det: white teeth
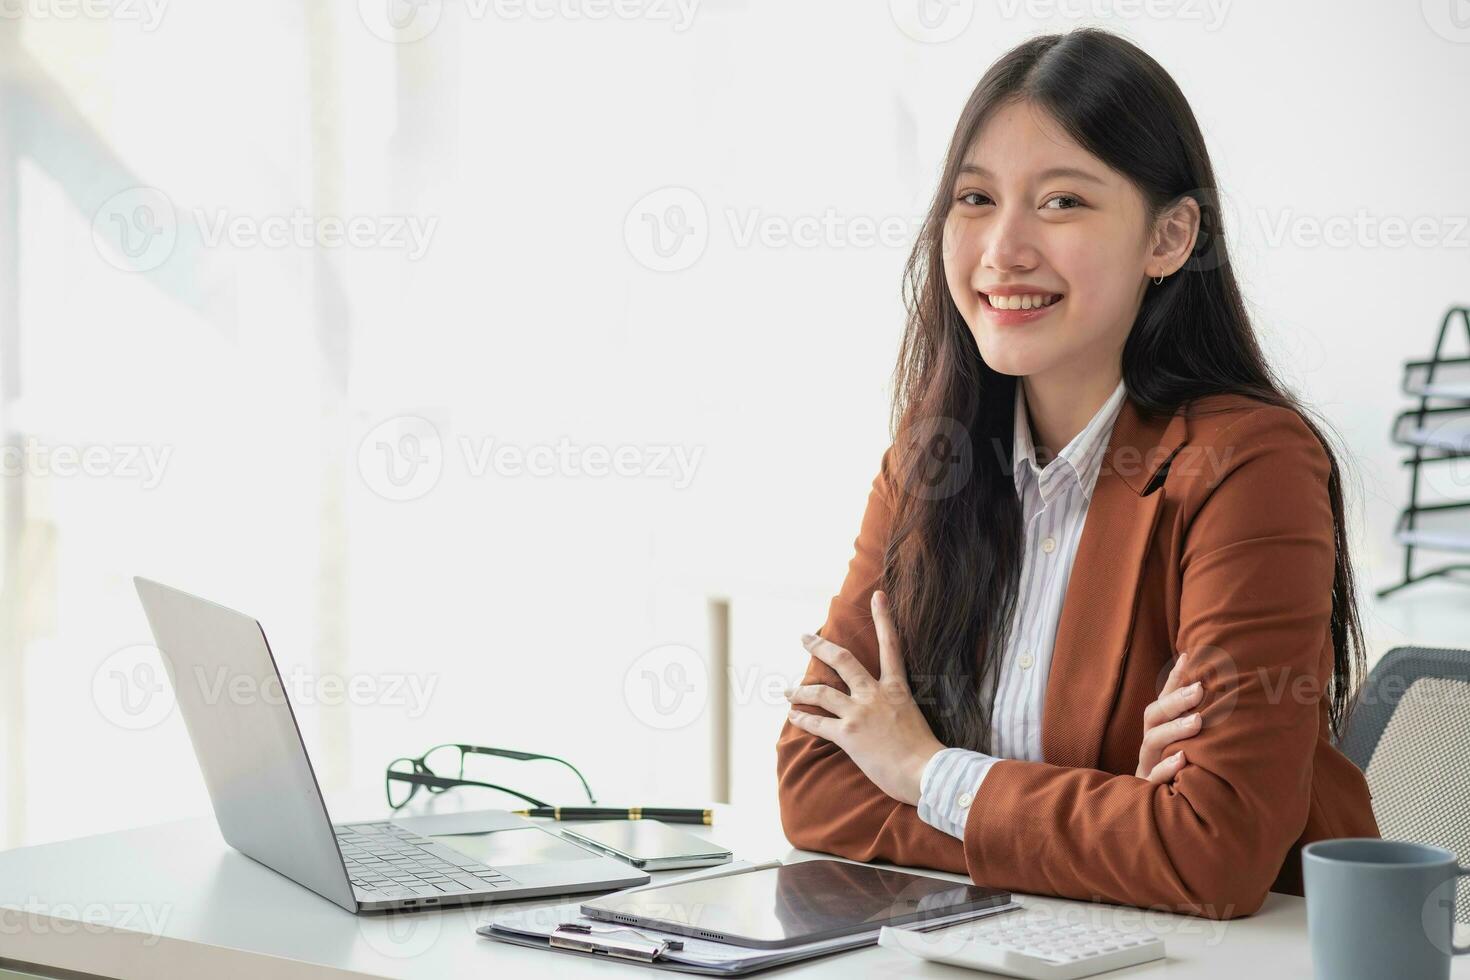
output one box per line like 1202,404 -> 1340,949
987,293 -> 1060,310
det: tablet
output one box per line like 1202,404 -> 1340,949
558,819 -> 733,871
579,859 -> 1010,949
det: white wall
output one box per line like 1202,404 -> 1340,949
2,1 -> 1467,847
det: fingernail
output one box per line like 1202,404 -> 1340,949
800,633 -> 816,645
1188,713 -> 1200,725
1189,681 -> 1203,694
782,686 -> 793,698
1172,750 -> 1184,762
872,590 -> 886,609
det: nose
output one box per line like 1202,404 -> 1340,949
979,206 -> 1041,276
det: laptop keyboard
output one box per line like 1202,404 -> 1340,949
335,821 -> 517,901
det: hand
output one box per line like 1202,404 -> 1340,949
1136,650 -> 1204,784
783,590 -> 944,807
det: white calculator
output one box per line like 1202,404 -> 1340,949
878,906 -> 1165,979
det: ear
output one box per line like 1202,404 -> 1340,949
1148,194 -> 1202,278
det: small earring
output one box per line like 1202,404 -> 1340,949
1152,274 -> 1165,285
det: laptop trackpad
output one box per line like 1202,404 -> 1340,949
427,827 -> 598,868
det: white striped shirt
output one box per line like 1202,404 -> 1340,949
915,377 -> 1128,838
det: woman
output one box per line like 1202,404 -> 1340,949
775,27 -> 1379,921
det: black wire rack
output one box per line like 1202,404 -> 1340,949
1379,306 -> 1470,597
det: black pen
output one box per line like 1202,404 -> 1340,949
511,806 -> 712,825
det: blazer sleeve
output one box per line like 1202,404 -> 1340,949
957,406 -> 1337,919
774,445 -> 968,875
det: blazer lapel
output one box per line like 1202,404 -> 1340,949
1040,395 -> 1189,770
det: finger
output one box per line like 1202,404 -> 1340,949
1145,750 -> 1187,785
870,590 -> 905,682
1142,680 -> 1203,729
801,633 -> 876,695
1158,650 -> 1189,701
787,706 -> 840,742
1140,712 -> 1202,758
784,683 -> 850,717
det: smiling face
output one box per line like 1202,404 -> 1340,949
942,98 -> 1184,391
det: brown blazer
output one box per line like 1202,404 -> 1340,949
776,392 -> 1380,920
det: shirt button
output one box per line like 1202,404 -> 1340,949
1041,536 -> 1056,554
1019,653 -> 1034,669
957,792 -> 973,808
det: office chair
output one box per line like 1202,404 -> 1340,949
1335,645 -> 1470,922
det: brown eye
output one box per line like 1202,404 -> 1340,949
956,192 -> 991,207
1043,194 -> 1082,210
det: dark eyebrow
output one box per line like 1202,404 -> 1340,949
957,164 -> 1108,186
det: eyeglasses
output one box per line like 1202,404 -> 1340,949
384,743 -> 597,811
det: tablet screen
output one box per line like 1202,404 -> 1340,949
580,859 -> 1009,949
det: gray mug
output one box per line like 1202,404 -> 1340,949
1303,838 -> 1470,980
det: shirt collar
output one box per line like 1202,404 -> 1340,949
1012,378 -> 1129,502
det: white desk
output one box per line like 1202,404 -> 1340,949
0,803 -> 1456,979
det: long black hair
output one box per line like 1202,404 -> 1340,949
885,27 -> 1365,754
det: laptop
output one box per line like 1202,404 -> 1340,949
133,576 -> 649,913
